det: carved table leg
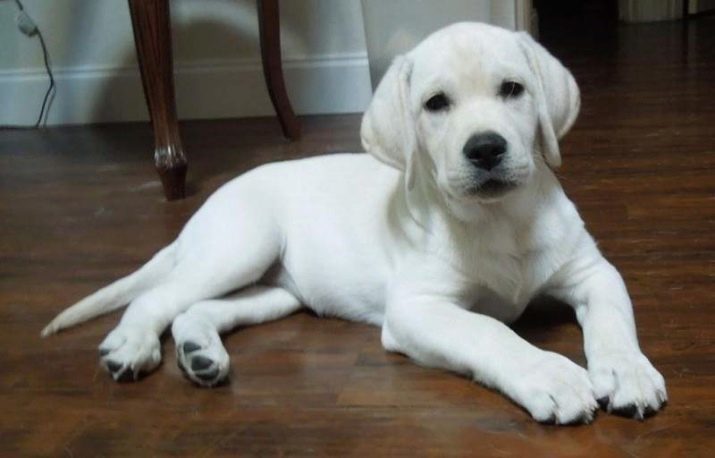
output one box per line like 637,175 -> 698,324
128,0 -> 187,200
257,0 -> 301,140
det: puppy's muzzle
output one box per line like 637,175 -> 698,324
463,132 -> 507,171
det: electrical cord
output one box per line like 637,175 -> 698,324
3,0 -> 55,128
35,25 -> 55,126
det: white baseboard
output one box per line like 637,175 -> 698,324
618,0 -> 683,22
0,52 -> 372,126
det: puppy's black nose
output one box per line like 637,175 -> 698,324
463,132 -> 507,171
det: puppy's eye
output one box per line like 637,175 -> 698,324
424,93 -> 451,112
499,81 -> 524,99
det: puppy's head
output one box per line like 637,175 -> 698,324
361,23 -> 579,207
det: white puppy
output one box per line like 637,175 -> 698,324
43,23 -> 666,424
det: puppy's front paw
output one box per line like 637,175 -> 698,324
508,351 -> 597,425
589,352 -> 667,419
98,326 -> 161,382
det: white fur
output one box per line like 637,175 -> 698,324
43,23 -> 665,423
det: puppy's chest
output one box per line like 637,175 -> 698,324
462,255 -> 538,320
447,231 -> 554,317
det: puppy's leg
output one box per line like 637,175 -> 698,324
171,286 -> 301,386
99,200 -> 283,382
549,254 -> 667,419
98,273 -> 223,382
383,295 -> 597,424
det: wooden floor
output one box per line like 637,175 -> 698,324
2,17 -> 714,457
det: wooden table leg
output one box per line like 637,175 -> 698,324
128,0 -> 187,201
257,0 -> 301,140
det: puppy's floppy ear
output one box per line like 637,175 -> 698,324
518,32 -> 580,168
361,56 -> 417,187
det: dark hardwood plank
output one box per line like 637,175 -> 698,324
0,16 -> 714,457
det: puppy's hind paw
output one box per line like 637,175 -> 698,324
98,326 -> 161,382
176,340 -> 230,387
172,314 -> 230,387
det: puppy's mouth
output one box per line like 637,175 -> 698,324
466,179 -> 517,199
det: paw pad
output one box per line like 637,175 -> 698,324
104,360 -> 138,383
191,355 -> 213,371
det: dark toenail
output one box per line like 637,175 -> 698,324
196,368 -> 220,382
564,411 -> 594,426
99,348 -> 110,357
539,415 -> 557,425
115,368 -> 136,383
191,356 -> 213,371
182,341 -> 201,354
597,397 -> 610,410
106,360 -> 122,373
613,404 -> 638,418
643,406 -> 656,417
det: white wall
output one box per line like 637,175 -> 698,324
691,0 -> 715,12
0,0 -> 372,126
0,0 -> 519,126
361,0 -> 519,88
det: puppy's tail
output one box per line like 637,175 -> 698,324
40,243 -> 176,337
